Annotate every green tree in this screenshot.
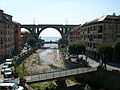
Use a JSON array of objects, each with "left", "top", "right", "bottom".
[
  {"left": 37, "top": 38, "right": 44, "bottom": 42},
  {"left": 27, "top": 38, "right": 37, "bottom": 47},
  {"left": 58, "top": 38, "right": 66, "bottom": 48},
  {"left": 97, "top": 43, "right": 113, "bottom": 69},
  {"left": 69, "top": 43, "right": 86, "bottom": 56},
  {"left": 114, "top": 41, "right": 120, "bottom": 62}
]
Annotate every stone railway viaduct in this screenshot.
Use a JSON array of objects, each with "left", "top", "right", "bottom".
[{"left": 21, "top": 24, "right": 79, "bottom": 40}]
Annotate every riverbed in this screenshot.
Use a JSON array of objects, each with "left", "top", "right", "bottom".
[{"left": 39, "top": 48, "right": 65, "bottom": 72}]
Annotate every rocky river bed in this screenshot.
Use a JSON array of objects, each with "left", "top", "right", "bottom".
[
  {"left": 23, "top": 48, "right": 65, "bottom": 76},
  {"left": 22, "top": 48, "right": 106, "bottom": 90}
]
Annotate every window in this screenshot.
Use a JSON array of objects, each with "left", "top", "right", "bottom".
[
  {"left": 114, "top": 19, "right": 120, "bottom": 21},
  {"left": 94, "top": 35, "right": 97, "bottom": 38},
  {"left": 98, "top": 26, "right": 102, "bottom": 33},
  {"left": 98, "top": 35, "right": 102, "bottom": 39},
  {"left": 93, "top": 43, "right": 96, "bottom": 48},
  {"left": 105, "top": 18, "right": 112, "bottom": 21},
  {"left": 88, "top": 28, "right": 90, "bottom": 33},
  {"left": 0, "top": 38, "right": 3, "bottom": 44}
]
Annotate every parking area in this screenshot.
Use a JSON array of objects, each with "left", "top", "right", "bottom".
[
  {"left": 0, "top": 58, "right": 14, "bottom": 82},
  {"left": 0, "top": 47, "right": 32, "bottom": 83}
]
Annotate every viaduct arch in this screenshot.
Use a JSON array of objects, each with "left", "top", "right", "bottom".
[{"left": 21, "top": 24, "right": 79, "bottom": 40}]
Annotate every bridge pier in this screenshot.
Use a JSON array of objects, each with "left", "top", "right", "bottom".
[{"left": 55, "top": 78, "right": 67, "bottom": 89}]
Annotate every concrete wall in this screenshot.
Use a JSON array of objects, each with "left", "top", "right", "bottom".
[{"left": 77, "top": 70, "right": 120, "bottom": 90}]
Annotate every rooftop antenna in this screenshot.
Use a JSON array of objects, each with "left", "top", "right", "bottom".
[
  {"left": 65, "top": 18, "right": 68, "bottom": 25},
  {"left": 33, "top": 18, "right": 35, "bottom": 25}
]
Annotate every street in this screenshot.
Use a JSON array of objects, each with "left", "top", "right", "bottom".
[{"left": 0, "top": 63, "right": 4, "bottom": 82}]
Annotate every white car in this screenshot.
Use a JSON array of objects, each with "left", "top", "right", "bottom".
[
  {"left": 6, "top": 59, "right": 13, "bottom": 67},
  {"left": 70, "top": 54, "right": 78, "bottom": 58},
  {"left": 1, "top": 64, "right": 9, "bottom": 74},
  {"left": 6, "top": 58, "right": 13, "bottom": 62},
  {"left": 0, "top": 83, "right": 24, "bottom": 90},
  {"left": 4, "top": 68, "right": 12, "bottom": 78}
]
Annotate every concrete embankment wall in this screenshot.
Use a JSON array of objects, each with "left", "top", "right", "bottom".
[{"left": 78, "top": 70, "right": 120, "bottom": 90}]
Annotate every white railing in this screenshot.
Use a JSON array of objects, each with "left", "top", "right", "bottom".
[{"left": 25, "top": 67, "right": 97, "bottom": 83}]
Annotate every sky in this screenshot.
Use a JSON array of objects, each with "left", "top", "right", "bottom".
[{"left": 1, "top": 0, "right": 120, "bottom": 37}]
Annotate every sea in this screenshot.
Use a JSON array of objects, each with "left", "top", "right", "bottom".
[
  {"left": 41, "top": 37, "right": 61, "bottom": 41},
  {"left": 41, "top": 37, "right": 61, "bottom": 48}
]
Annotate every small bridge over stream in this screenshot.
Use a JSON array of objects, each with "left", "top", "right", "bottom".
[
  {"left": 24, "top": 67, "right": 120, "bottom": 90},
  {"left": 25, "top": 67, "right": 97, "bottom": 84},
  {"left": 43, "top": 41, "right": 58, "bottom": 44}
]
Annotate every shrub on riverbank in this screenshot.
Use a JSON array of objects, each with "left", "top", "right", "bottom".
[
  {"left": 29, "top": 81, "right": 56, "bottom": 90},
  {"left": 14, "top": 64, "right": 27, "bottom": 77}
]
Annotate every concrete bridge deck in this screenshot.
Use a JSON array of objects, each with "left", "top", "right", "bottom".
[
  {"left": 23, "top": 66, "right": 120, "bottom": 89},
  {"left": 43, "top": 41, "right": 58, "bottom": 44},
  {"left": 25, "top": 67, "right": 97, "bottom": 84}
]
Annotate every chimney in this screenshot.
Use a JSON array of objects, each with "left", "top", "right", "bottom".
[{"left": 0, "top": 9, "right": 4, "bottom": 13}]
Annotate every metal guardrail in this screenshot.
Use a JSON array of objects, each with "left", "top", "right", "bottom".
[{"left": 25, "top": 67, "right": 97, "bottom": 83}]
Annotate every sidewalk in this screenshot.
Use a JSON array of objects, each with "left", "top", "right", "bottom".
[
  {"left": 0, "top": 63, "right": 4, "bottom": 82},
  {"left": 82, "top": 55, "right": 120, "bottom": 71},
  {"left": 80, "top": 55, "right": 99, "bottom": 67}
]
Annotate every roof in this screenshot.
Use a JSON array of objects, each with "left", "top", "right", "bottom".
[
  {"left": 82, "top": 15, "right": 120, "bottom": 26},
  {"left": 12, "top": 21, "right": 21, "bottom": 25},
  {"left": 69, "top": 26, "right": 80, "bottom": 32},
  {"left": 88, "top": 15, "right": 107, "bottom": 23},
  {"left": 0, "top": 10, "right": 12, "bottom": 24},
  {"left": 21, "top": 28, "right": 30, "bottom": 33},
  {"left": 82, "top": 15, "right": 107, "bottom": 26}
]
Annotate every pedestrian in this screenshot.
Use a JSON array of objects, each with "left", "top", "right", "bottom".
[{"left": 86, "top": 56, "right": 88, "bottom": 61}]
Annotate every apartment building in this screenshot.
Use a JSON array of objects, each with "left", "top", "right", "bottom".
[
  {"left": 13, "top": 21, "right": 21, "bottom": 54},
  {"left": 21, "top": 29, "right": 32, "bottom": 47},
  {"left": 80, "top": 15, "right": 120, "bottom": 59},
  {"left": 0, "top": 10, "right": 14, "bottom": 59},
  {"left": 68, "top": 26, "right": 81, "bottom": 43}
]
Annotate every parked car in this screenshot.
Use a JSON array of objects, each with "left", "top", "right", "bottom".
[
  {"left": 4, "top": 80, "right": 17, "bottom": 84},
  {"left": 3, "top": 68, "right": 12, "bottom": 78},
  {"left": 6, "top": 59, "right": 12, "bottom": 67},
  {"left": 70, "top": 54, "right": 78, "bottom": 58},
  {"left": 1, "top": 64, "right": 9, "bottom": 74},
  {"left": 0, "top": 83, "right": 24, "bottom": 90},
  {"left": 6, "top": 58, "right": 13, "bottom": 62}
]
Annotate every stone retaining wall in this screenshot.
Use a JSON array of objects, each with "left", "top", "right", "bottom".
[{"left": 77, "top": 69, "right": 120, "bottom": 90}]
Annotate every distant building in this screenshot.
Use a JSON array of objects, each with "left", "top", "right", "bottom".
[
  {"left": 68, "top": 26, "right": 81, "bottom": 43},
  {"left": 0, "top": 10, "right": 14, "bottom": 59},
  {"left": 21, "top": 29, "right": 32, "bottom": 47},
  {"left": 79, "top": 15, "right": 120, "bottom": 59},
  {"left": 13, "top": 21, "right": 22, "bottom": 54}
]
